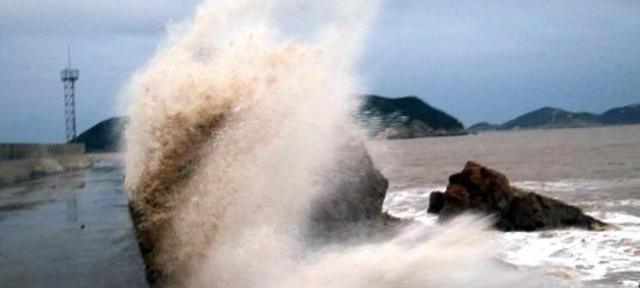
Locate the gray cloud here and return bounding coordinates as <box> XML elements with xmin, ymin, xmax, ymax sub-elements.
<box><xmin>1</xmin><ymin>0</ymin><xmax>639</xmax><ymax>142</ymax></box>
<box><xmin>0</xmin><ymin>1</ymin><xmax>199</xmax><ymax>35</ymax></box>
<box><xmin>361</xmin><ymin>0</ymin><xmax>640</xmax><ymax>125</ymax></box>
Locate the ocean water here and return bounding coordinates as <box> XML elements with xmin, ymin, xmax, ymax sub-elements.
<box><xmin>368</xmin><ymin>125</ymin><xmax>640</xmax><ymax>287</ymax></box>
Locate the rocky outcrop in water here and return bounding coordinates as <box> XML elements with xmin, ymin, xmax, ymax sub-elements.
<box><xmin>129</xmin><ymin>135</ymin><xmax>392</xmax><ymax>284</ymax></box>
<box><xmin>427</xmin><ymin>161</ymin><xmax>610</xmax><ymax>231</ymax></box>
<box><xmin>309</xmin><ymin>142</ymin><xmax>391</xmax><ymax>240</ymax></box>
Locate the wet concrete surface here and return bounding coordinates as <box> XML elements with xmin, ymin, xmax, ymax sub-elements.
<box><xmin>0</xmin><ymin>156</ymin><xmax>148</xmax><ymax>287</ymax></box>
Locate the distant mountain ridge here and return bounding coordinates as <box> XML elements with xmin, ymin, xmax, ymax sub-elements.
<box><xmin>501</xmin><ymin>107</ymin><xmax>599</xmax><ymax>130</ymax></box>
<box><xmin>72</xmin><ymin>95</ymin><xmax>466</xmax><ymax>151</ymax></box>
<box><xmin>470</xmin><ymin>102</ymin><xmax>640</xmax><ymax>131</ymax></box>
<box><xmin>467</xmin><ymin>122</ymin><xmax>500</xmax><ymax>132</ymax></box>
<box><xmin>599</xmin><ymin>103</ymin><xmax>640</xmax><ymax>125</ymax></box>
<box><xmin>73</xmin><ymin>101</ymin><xmax>640</xmax><ymax>150</ymax></box>
<box><xmin>359</xmin><ymin>95</ymin><xmax>466</xmax><ymax>139</ymax></box>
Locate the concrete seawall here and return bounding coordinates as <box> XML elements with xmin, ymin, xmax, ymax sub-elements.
<box><xmin>0</xmin><ymin>143</ymin><xmax>92</xmax><ymax>187</ymax></box>
<box><xmin>0</xmin><ymin>143</ymin><xmax>85</xmax><ymax>161</ymax></box>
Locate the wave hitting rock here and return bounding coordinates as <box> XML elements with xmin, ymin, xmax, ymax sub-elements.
<box><xmin>122</xmin><ymin>0</ymin><xmax>556</xmax><ymax>287</ymax></box>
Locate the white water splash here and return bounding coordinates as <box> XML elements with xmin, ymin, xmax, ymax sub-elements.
<box><xmin>122</xmin><ymin>1</ymin><xmax>548</xmax><ymax>287</ymax></box>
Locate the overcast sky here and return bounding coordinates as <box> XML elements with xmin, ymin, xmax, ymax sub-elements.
<box><xmin>1</xmin><ymin>0</ymin><xmax>639</xmax><ymax>142</ymax></box>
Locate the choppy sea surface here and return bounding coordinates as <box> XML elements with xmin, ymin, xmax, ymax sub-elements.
<box><xmin>368</xmin><ymin>125</ymin><xmax>640</xmax><ymax>287</ymax></box>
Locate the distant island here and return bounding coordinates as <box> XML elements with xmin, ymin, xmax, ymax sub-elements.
<box><xmin>469</xmin><ymin>102</ymin><xmax>640</xmax><ymax>132</ymax></box>
<box><xmin>359</xmin><ymin>95</ymin><xmax>466</xmax><ymax>139</ymax></box>
<box><xmin>71</xmin><ymin>95</ymin><xmax>466</xmax><ymax>151</ymax></box>
<box><xmin>599</xmin><ymin>103</ymin><xmax>640</xmax><ymax>125</ymax></box>
<box><xmin>71</xmin><ymin>100</ymin><xmax>640</xmax><ymax>151</ymax></box>
<box><xmin>467</xmin><ymin>122</ymin><xmax>500</xmax><ymax>132</ymax></box>
<box><xmin>71</xmin><ymin>117</ymin><xmax>127</xmax><ymax>152</ymax></box>
<box><xmin>501</xmin><ymin>107</ymin><xmax>599</xmax><ymax>130</ymax></box>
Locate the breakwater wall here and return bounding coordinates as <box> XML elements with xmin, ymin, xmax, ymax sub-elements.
<box><xmin>0</xmin><ymin>143</ymin><xmax>91</xmax><ymax>187</ymax></box>
<box><xmin>0</xmin><ymin>143</ymin><xmax>85</xmax><ymax>161</ymax></box>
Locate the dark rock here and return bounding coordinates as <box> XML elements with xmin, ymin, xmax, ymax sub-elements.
<box><xmin>496</xmin><ymin>189</ymin><xmax>608</xmax><ymax>231</ymax></box>
<box><xmin>130</xmin><ymin>132</ymin><xmax>391</xmax><ymax>283</ymax></box>
<box><xmin>431</xmin><ymin>161</ymin><xmax>610</xmax><ymax>231</ymax></box>
<box><xmin>309</xmin><ymin>142</ymin><xmax>391</xmax><ymax>240</ymax></box>
<box><xmin>427</xmin><ymin>191</ymin><xmax>444</xmax><ymax>214</ymax></box>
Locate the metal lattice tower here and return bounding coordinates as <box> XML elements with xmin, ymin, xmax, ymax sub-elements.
<box><xmin>61</xmin><ymin>47</ymin><xmax>79</xmax><ymax>141</ymax></box>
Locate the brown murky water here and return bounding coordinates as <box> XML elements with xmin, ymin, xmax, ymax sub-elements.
<box><xmin>368</xmin><ymin>125</ymin><xmax>640</xmax><ymax>287</ymax></box>
<box><xmin>368</xmin><ymin>125</ymin><xmax>640</xmax><ymax>190</ymax></box>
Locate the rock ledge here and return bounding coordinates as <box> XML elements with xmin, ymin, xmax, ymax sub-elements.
<box><xmin>428</xmin><ymin>161</ymin><xmax>611</xmax><ymax>231</ymax></box>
